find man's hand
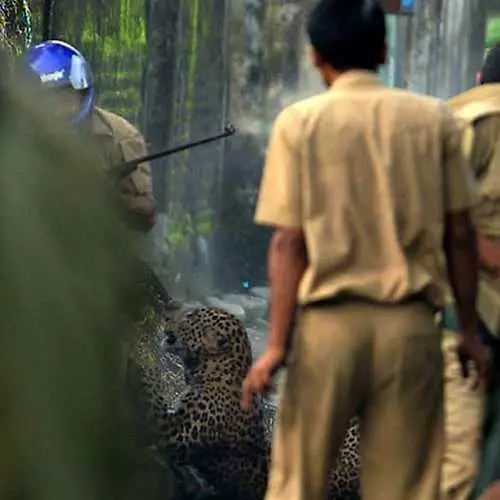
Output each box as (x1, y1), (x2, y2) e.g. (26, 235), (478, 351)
(121, 193), (157, 232)
(478, 481), (500, 500)
(241, 346), (285, 411)
(456, 331), (490, 388)
(239, 228), (307, 411)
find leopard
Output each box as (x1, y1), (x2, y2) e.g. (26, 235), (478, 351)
(143, 306), (270, 500)
(129, 289), (362, 500)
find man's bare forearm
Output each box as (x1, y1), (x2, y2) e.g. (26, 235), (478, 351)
(444, 212), (479, 333)
(267, 228), (307, 352)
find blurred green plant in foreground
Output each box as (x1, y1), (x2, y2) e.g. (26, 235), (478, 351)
(0, 60), (183, 500)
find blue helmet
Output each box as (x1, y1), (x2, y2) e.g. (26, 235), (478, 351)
(24, 40), (95, 125)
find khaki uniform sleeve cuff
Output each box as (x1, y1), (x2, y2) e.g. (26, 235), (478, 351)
(254, 212), (302, 229)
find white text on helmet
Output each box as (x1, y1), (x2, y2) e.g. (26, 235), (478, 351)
(40, 70), (65, 83)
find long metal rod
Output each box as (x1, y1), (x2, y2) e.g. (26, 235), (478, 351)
(113, 124), (236, 179)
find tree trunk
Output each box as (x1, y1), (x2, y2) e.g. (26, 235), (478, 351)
(407, 0), (442, 95)
(141, 0), (180, 287)
(393, 15), (411, 88)
(408, 0), (486, 98)
(242, 0), (266, 111)
(280, 0), (304, 92)
(142, 0), (179, 213)
(156, 0), (230, 298)
(435, 0), (486, 98)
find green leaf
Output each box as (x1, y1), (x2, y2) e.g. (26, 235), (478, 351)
(486, 17), (500, 48)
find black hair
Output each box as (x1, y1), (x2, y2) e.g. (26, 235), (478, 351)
(306, 0), (387, 72)
(480, 44), (500, 85)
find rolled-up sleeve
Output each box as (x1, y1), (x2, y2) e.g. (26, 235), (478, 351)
(441, 105), (479, 213)
(470, 116), (498, 179)
(470, 115), (500, 237)
(254, 106), (303, 228)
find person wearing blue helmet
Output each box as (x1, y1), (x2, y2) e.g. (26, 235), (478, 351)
(23, 39), (157, 232)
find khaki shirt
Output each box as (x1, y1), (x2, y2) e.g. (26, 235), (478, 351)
(449, 84), (500, 238)
(90, 107), (154, 205)
(448, 84), (500, 333)
(255, 71), (476, 308)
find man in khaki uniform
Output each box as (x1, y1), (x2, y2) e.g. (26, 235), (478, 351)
(89, 105), (157, 376)
(23, 40), (158, 378)
(448, 44), (500, 499)
(23, 40), (157, 233)
(241, 1), (487, 500)
(439, 318), (485, 500)
(90, 105), (157, 232)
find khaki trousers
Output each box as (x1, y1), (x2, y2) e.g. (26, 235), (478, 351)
(265, 301), (444, 500)
(441, 331), (484, 500)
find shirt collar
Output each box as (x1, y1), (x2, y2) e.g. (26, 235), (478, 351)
(330, 70), (383, 91)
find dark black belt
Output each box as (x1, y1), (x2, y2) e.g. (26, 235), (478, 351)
(303, 291), (430, 310)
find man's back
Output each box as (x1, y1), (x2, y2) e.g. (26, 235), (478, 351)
(257, 71), (473, 308)
(246, 4), (483, 500)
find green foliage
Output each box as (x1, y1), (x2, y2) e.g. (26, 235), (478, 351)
(486, 17), (500, 49)
(194, 207), (214, 236)
(0, 67), (144, 500)
(165, 208), (214, 250)
(29, 0), (147, 126)
(166, 213), (192, 249)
